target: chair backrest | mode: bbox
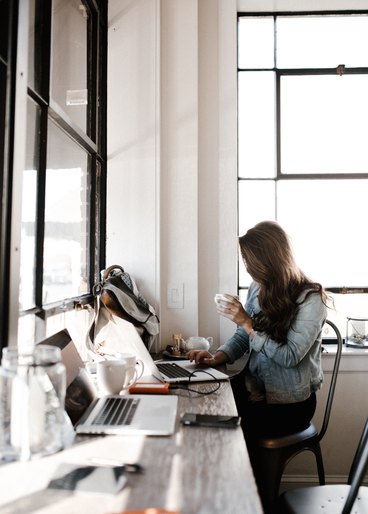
[342,417,368,514]
[317,319,343,442]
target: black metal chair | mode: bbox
[255,319,343,513]
[279,416,368,514]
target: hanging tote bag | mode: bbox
[86,265,159,359]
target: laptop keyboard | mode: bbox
[156,362,193,379]
[92,397,139,426]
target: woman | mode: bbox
[187,221,328,471]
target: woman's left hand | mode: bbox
[216,295,253,330]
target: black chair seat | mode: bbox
[280,417,368,514]
[259,423,318,449]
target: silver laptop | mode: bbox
[75,392,177,436]
[39,330,178,436]
[100,316,230,384]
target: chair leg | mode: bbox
[313,444,325,485]
[254,447,286,513]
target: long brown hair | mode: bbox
[239,221,327,344]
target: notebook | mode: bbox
[38,330,178,436]
[98,316,230,384]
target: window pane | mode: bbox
[44,119,89,304]
[18,315,36,349]
[277,15,368,68]
[0,0,9,183]
[238,180,276,287]
[51,0,89,133]
[28,0,46,93]
[28,0,36,90]
[281,75,368,174]
[277,179,368,288]
[0,0,9,61]
[0,64,6,175]
[238,72,276,178]
[238,17,274,69]
[20,99,40,310]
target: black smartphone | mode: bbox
[180,413,241,428]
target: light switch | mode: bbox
[167,283,184,309]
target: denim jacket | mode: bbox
[218,281,327,404]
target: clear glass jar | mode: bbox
[0,345,66,460]
[346,317,368,348]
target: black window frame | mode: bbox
[0,0,17,351]
[0,0,107,351]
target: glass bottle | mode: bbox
[0,344,67,460]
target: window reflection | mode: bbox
[44,119,89,304]
[50,0,89,133]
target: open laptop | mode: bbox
[97,315,230,384]
[39,330,178,436]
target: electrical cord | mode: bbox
[150,369,222,395]
[170,369,222,395]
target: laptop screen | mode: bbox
[38,330,96,425]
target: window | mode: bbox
[0,0,107,350]
[238,13,368,310]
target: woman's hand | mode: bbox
[186,350,227,366]
[216,295,253,332]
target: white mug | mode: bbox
[115,353,144,388]
[97,359,128,395]
[214,293,239,305]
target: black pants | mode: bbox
[242,392,316,437]
[230,369,317,462]
[231,366,316,430]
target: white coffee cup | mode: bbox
[115,353,144,388]
[214,293,238,304]
[97,359,128,395]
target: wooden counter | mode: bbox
[0,381,263,514]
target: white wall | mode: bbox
[159,0,200,344]
[107,0,160,342]
[107,0,238,351]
